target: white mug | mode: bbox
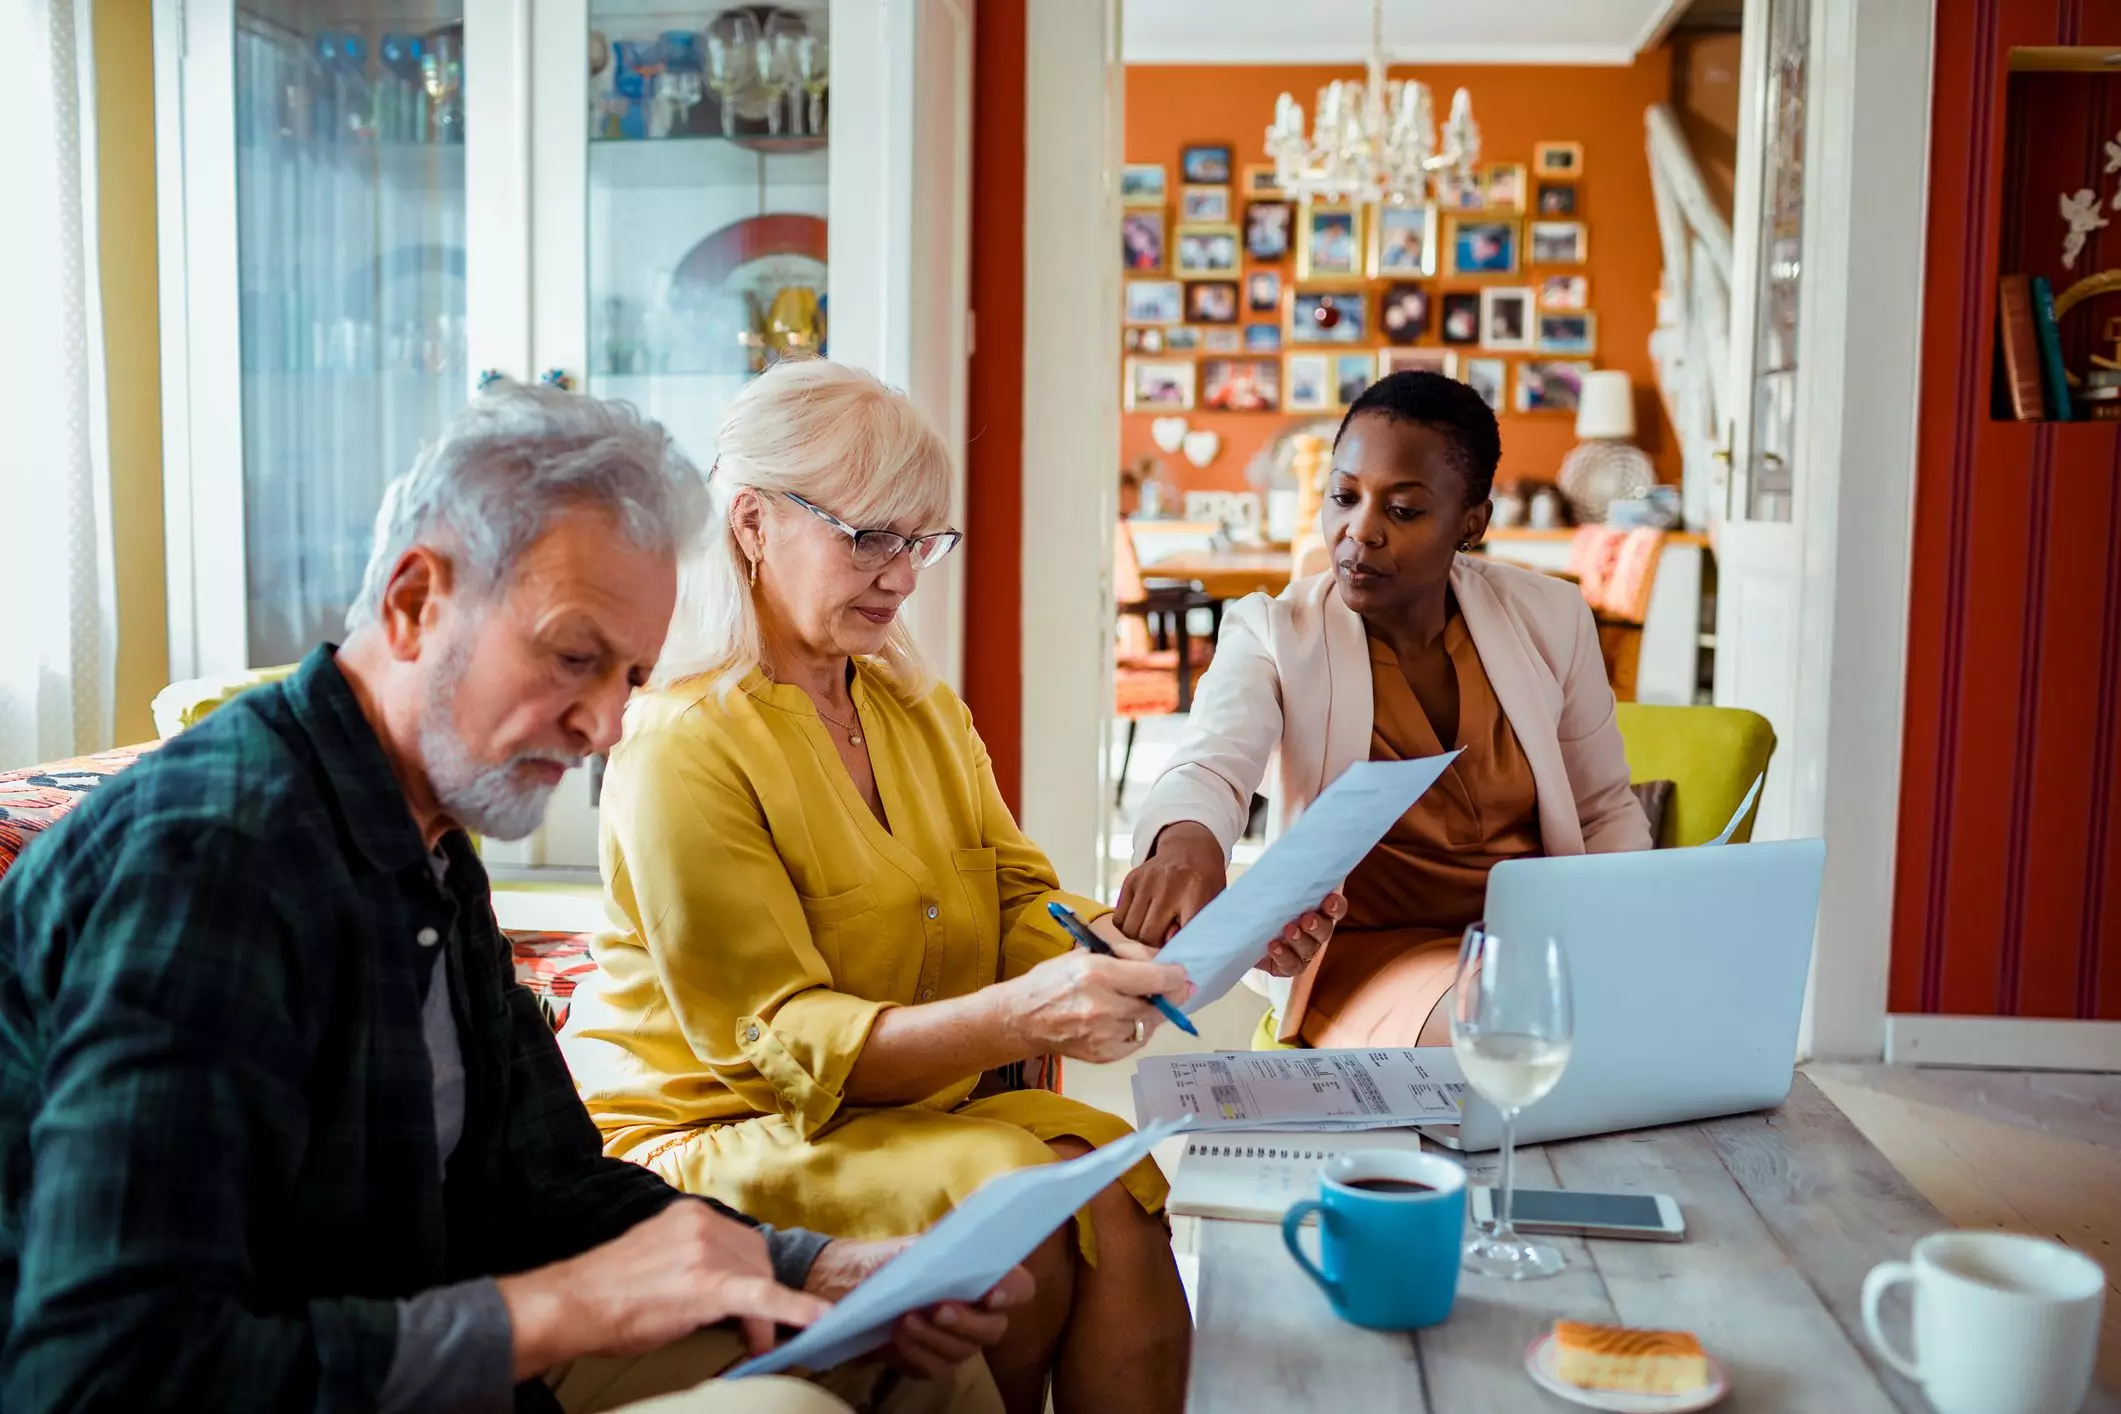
[1862,1231,2104,1414]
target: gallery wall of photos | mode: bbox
[1119,140,1598,423]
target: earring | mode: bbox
[749,556,760,587]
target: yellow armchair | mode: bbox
[1613,703,1777,847]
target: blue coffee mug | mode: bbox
[1281,1150,1467,1330]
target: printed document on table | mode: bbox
[1131,1049,1467,1132]
[729,1119,1186,1378]
[1157,753,1459,1010]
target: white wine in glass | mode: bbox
[1451,922,1573,1280]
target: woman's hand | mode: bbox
[1256,893,1347,977]
[1114,822,1229,945]
[807,1238,1036,1381]
[1000,950,1193,1063]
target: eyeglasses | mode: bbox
[783,492,963,571]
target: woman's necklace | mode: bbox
[814,698,864,747]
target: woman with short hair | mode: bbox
[560,359,1197,1414]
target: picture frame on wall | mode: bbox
[1481,163,1528,211]
[1285,352,1333,412]
[1381,282,1430,344]
[1181,185,1232,223]
[1538,273,1589,310]
[1187,280,1241,324]
[1536,311,1597,355]
[1435,171,1484,210]
[1536,182,1578,217]
[1201,326,1244,354]
[1532,141,1584,177]
[1120,163,1168,206]
[1242,163,1285,197]
[1124,279,1185,326]
[1516,359,1593,412]
[1530,220,1589,265]
[1123,326,1165,355]
[1447,217,1520,275]
[1181,144,1234,184]
[1122,210,1166,273]
[1381,347,1457,378]
[1334,351,1378,407]
[1165,326,1200,352]
[1244,322,1282,353]
[1125,357,1196,411]
[1297,205,1364,281]
[1202,357,1281,412]
[1480,287,1536,351]
[1247,269,1282,312]
[1369,204,1437,277]
[1174,225,1241,278]
[1288,288,1368,344]
[1440,291,1482,345]
[1245,200,1295,261]
[1462,356,1507,412]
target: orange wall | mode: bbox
[1120,58,1678,497]
[963,0,1028,810]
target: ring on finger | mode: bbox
[1132,1018,1146,1044]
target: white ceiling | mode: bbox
[1121,0,1692,66]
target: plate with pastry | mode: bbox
[1526,1320,1729,1411]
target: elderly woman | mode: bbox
[559,360,1192,1414]
[1116,371,1651,1048]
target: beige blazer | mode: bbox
[1131,554,1650,882]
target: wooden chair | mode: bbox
[1113,522,1217,808]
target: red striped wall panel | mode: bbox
[1894,0,2121,1019]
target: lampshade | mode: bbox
[1575,370,1637,441]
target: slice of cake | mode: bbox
[1552,1320,1711,1395]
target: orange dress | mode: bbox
[1298,619,1544,1048]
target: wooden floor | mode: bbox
[1807,1062,2121,1395]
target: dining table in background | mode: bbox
[1180,1074,2121,1414]
[1142,546,1295,604]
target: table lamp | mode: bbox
[1558,370,1655,523]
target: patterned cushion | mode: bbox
[0,741,594,1032]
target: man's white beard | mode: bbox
[419,629,581,841]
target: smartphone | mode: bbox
[1469,1186,1685,1242]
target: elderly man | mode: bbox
[0,384,1021,1414]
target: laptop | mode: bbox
[1420,838,1826,1153]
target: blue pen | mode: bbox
[1045,901,1200,1037]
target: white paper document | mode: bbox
[729,1119,1186,1379]
[1157,754,1459,1010]
[1707,773,1765,846]
[1131,1049,1467,1133]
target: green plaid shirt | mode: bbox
[0,649,698,1413]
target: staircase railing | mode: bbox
[1645,102,1734,530]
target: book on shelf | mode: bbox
[1996,274,2045,421]
[2030,275,2073,422]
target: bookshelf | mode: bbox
[1988,47,2121,423]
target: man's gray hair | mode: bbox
[347,379,709,629]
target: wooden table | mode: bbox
[1144,548,1293,602]
[1183,1076,2121,1413]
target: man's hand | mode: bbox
[499,1201,831,1380]
[806,1239,1035,1380]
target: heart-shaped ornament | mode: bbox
[1151,417,1188,454]
[1182,430,1222,468]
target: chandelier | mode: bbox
[1264,0,1480,209]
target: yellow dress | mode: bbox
[558,663,1166,1247]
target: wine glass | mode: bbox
[757,15,804,136]
[705,11,761,136]
[794,32,829,136]
[1450,922,1573,1280]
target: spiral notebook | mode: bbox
[1166,1128,1429,1223]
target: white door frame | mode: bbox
[1017,0,1121,896]
[1016,0,1935,1050]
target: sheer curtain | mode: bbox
[0,0,116,770]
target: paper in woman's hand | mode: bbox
[727,1119,1187,1379]
[1155,753,1459,1010]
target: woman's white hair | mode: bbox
[656,358,954,698]
[346,379,708,630]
